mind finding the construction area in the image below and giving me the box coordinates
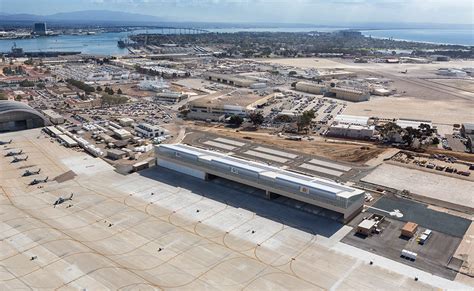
[0,128,469,290]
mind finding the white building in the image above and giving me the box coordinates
[334,115,370,126]
[328,124,375,140]
[138,77,170,92]
[134,123,168,138]
[156,144,365,222]
[42,109,64,125]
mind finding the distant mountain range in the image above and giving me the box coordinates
[0,10,164,23]
[0,10,471,30]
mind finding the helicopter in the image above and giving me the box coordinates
[23,168,41,177]
[0,139,12,145]
[29,176,48,185]
[53,193,74,207]
[5,149,23,157]
[12,155,28,163]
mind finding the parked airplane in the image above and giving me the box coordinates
[11,155,28,163]
[5,149,23,157]
[0,139,12,145]
[53,193,74,207]
[30,176,48,185]
[23,168,41,177]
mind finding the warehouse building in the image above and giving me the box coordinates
[134,123,168,138]
[0,101,48,132]
[334,115,370,126]
[203,72,257,87]
[155,144,365,222]
[396,118,432,129]
[327,124,375,140]
[154,92,188,104]
[328,87,370,102]
[42,109,64,125]
[187,90,273,121]
[294,82,327,95]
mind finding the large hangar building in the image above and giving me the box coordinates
[156,144,365,222]
[0,101,48,132]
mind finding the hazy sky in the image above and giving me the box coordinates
[0,0,473,25]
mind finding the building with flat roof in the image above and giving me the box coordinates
[396,118,432,129]
[329,87,370,102]
[328,124,375,140]
[155,144,365,222]
[155,92,188,104]
[203,72,257,87]
[334,115,370,126]
[294,82,327,95]
[42,109,64,125]
[134,123,168,138]
[187,90,273,121]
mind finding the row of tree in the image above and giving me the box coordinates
[66,78,95,94]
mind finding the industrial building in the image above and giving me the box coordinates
[294,82,327,95]
[155,144,365,222]
[203,72,257,87]
[0,101,48,132]
[396,118,432,129]
[154,92,188,104]
[134,123,168,138]
[328,87,370,102]
[187,90,273,121]
[42,109,64,125]
[334,115,370,126]
[327,124,375,140]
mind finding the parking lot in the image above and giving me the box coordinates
[343,214,462,280]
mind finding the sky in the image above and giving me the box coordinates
[0,0,473,25]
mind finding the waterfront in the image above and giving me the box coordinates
[0,27,471,56]
[361,29,473,46]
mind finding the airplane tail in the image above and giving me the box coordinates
[69,193,74,200]
[45,176,49,182]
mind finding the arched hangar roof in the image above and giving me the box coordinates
[0,100,47,122]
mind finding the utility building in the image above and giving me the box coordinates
[156,144,365,222]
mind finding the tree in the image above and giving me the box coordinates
[15,95,22,101]
[229,115,243,127]
[248,112,264,127]
[19,79,35,87]
[297,110,315,133]
[117,88,123,95]
[432,137,440,145]
[96,86,102,92]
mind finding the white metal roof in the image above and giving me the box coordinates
[158,144,363,200]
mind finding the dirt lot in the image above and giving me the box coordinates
[187,123,386,164]
[345,96,474,125]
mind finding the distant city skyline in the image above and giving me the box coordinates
[0,0,472,25]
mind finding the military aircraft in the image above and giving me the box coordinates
[5,149,23,157]
[11,155,28,163]
[29,176,48,185]
[53,193,74,207]
[0,139,12,145]
[23,168,41,176]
